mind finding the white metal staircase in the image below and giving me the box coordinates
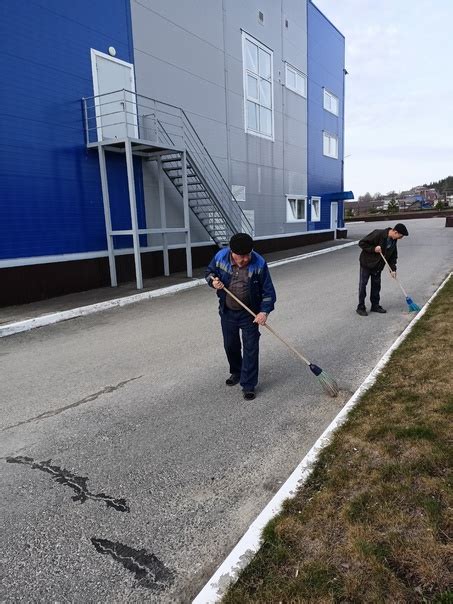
[83,90,252,248]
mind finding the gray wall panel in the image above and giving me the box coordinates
[131,0,308,243]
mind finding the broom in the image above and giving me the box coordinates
[379,252,421,312]
[209,277,339,397]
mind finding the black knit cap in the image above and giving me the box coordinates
[229,233,254,254]
[394,223,409,236]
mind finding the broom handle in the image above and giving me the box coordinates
[379,251,408,297]
[209,277,311,366]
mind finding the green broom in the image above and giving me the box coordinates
[379,252,421,312]
[209,277,339,397]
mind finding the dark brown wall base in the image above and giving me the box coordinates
[1,230,333,307]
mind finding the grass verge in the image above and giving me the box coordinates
[224,275,452,603]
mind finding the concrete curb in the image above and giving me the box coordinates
[192,272,452,603]
[0,241,357,338]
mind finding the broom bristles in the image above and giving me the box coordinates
[309,363,339,397]
[406,296,421,312]
[318,370,340,397]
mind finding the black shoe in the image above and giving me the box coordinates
[226,374,240,386]
[243,390,256,400]
[370,305,387,313]
[356,306,368,316]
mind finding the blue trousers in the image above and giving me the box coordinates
[220,309,260,391]
[358,266,382,307]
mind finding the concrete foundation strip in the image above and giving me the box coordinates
[192,272,452,603]
[0,241,358,338]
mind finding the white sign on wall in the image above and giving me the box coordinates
[232,185,246,202]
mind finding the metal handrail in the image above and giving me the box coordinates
[82,90,252,235]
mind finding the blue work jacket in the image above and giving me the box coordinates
[205,248,276,315]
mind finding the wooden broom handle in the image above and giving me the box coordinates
[209,276,310,366]
[379,251,408,297]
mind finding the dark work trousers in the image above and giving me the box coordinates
[358,266,382,308]
[220,308,260,391]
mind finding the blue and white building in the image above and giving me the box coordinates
[0,0,351,305]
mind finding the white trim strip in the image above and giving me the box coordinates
[254,227,337,240]
[0,241,216,269]
[0,242,357,338]
[193,272,452,603]
[0,280,206,338]
[268,241,357,268]
[0,230,345,269]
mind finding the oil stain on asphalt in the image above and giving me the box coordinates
[91,538,174,590]
[6,456,130,512]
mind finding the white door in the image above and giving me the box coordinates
[91,49,138,141]
[330,202,338,236]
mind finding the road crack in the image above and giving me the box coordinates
[2,376,142,431]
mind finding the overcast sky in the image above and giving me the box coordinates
[312,0,453,198]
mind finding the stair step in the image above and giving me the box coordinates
[164,168,197,176]
[171,176,199,182]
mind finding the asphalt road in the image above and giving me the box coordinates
[1,218,451,602]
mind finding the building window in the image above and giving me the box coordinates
[311,196,321,221]
[242,31,274,140]
[323,132,338,159]
[323,89,339,115]
[286,195,307,222]
[285,63,306,98]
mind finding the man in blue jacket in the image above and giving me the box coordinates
[206,233,276,400]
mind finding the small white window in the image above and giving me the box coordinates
[285,63,306,98]
[323,132,338,159]
[323,89,339,116]
[242,32,274,140]
[311,196,321,222]
[286,195,307,222]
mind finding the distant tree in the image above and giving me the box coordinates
[435,200,446,210]
[359,192,373,203]
[427,175,453,194]
[373,192,382,200]
[387,198,399,214]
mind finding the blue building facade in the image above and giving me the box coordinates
[0,0,349,305]
[0,0,145,260]
[307,1,350,231]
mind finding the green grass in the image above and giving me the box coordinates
[224,274,452,603]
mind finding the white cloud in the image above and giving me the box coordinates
[313,0,453,195]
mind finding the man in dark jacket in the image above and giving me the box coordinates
[357,223,409,316]
[206,233,276,400]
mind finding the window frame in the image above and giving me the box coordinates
[285,62,307,98]
[242,31,274,141]
[286,195,307,223]
[323,131,338,159]
[310,196,321,222]
[323,88,339,116]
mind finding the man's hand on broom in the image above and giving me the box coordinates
[211,276,224,290]
[254,312,268,325]
[374,245,382,253]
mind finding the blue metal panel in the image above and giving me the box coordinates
[0,0,144,260]
[307,1,346,230]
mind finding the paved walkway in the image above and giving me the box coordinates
[0,239,355,327]
[1,218,451,602]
